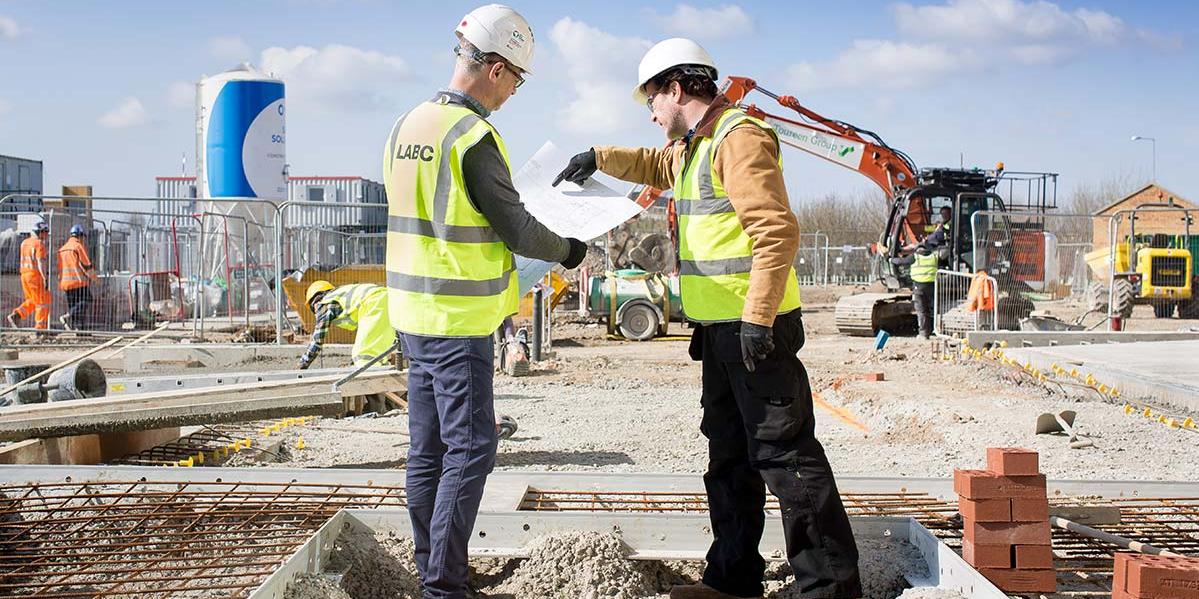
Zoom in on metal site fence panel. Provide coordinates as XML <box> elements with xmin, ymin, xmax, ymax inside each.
<box><xmin>794</xmin><ymin>232</ymin><xmax>829</xmax><ymax>285</ymax></box>
<box><xmin>278</xmin><ymin>201</ymin><xmax>387</xmax><ymax>339</ymax></box>
<box><xmin>933</xmin><ymin>269</ymin><xmax>997</xmax><ymax>338</ymax></box>
<box><xmin>825</xmin><ymin>245</ymin><xmax>874</xmax><ymax>285</ymax></box>
<box><xmin>0</xmin><ymin>194</ymin><xmax>285</xmax><ymax>341</ymax></box>
<box><xmin>969</xmin><ymin>210</ymin><xmax>1117</xmax><ymax>331</ymax></box>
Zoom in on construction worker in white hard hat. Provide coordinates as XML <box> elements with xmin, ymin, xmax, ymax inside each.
<box><xmin>382</xmin><ymin>5</ymin><xmax>587</xmax><ymax>597</ymax></box>
<box><xmin>298</xmin><ymin>280</ymin><xmax>395</xmax><ymax>370</ymax></box>
<box><xmin>554</xmin><ymin>38</ymin><xmax>862</xmax><ymax>599</ymax></box>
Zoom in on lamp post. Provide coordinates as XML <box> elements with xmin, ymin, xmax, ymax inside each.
<box><xmin>1131</xmin><ymin>135</ymin><xmax>1156</xmax><ymax>182</ymax></box>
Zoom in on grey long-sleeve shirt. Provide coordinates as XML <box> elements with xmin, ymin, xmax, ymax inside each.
<box><xmin>436</xmin><ymin>89</ymin><xmax>569</xmax><ymax>263</ymax></box>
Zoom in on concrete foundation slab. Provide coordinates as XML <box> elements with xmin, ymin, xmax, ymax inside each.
<box><xmin>967</xmin><ymin>330</ymin><xmax>1199</xmax><ymax>348</ymax></box>
<box><xmin>1004</xmin><ymin>340</ymin><xmax>1199</xmax><ymax>411</ymax></box>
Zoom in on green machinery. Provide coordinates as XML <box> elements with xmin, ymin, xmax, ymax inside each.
<box><xmin>586</xmin><ymin>269</ymin><xmax>682</xmax><ymax>340</ymax></box>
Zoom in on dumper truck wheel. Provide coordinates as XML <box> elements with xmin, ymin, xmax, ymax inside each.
<box><xmin>618</xmin><ymin>302</ymin><xmax>660</xmax><ymax>341</ymax></box>
<box><xmin>1153</xmin><ymin>302</ymin><xmax>1176</xmax><ymax>319</ymax></box>
<box><xmin>1111</xmin><ymin>278</ymin><xmax>1135</xmax><ymax>319</ymax></box>
<box><xmin>1086</xmin><ymin>282</ymin><xmax>1108</xmax><ymax>313</ymax></box>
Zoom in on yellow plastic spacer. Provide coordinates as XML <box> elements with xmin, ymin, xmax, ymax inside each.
<box><xmin>1123</xmin><ymin>404</ymin><xmax>1134</xmax><ymax>415</ymax></box>
<box><xmin>195</xmin><ymin>452</ymin><xmax>204</xmax><ymax>464</ymax></box>
<box><xmin>1184</xmin><ymin>417</ymin><xmax>1195</xmax><ymax>429</ymax></box>
<box><xmin>1143</xmin><ymin>408</ymin><xmax>1153</xmax><ymax>418</ymax></box>
<box><xmin>1098</xmin><ymin>384</ymin><xmax>1109</xmax><ymax>394</ymax></box>
<box><xmin>1070</xmin><ymin>368</ymin><xmax>1079</xmax><ymax>378</ymax></box>
<box><xmin>1159</xmin><ymin>415</ymin><xmax>1168</xmax><ymax>424</ymax></box>
<box><xmin>296</xmin><ymin>436</ymin><xmax>306</xmax><ymax>450</ymax></box>
<box><xmin>260</xmin><ymin>427</ymin><xmax>271</xmax><ymax>436</ymax></box>
<box><xmin>178</xmin><ymin>457</ymin><xmax>193</xmax><ymax>467</ymax></box>
<box><xmin>1110</xmin><ymin>388</ymin><xmax>1120</xmax><ymax>398</ymax></box>
<box><xmin>1168</xmin><ymin>419</ymin><xmax>1180</xmax><ymax>429</ymax></box>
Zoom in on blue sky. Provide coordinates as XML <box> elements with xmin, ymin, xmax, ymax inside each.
<box><xmin>1</xmin><ymin>0</ymin><xmax>1196</xmax><ymax>206</ymax></box>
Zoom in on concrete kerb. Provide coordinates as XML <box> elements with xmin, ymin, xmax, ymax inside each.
<box><xmin>1004</xmin><ymin>340</ymin><xmax>1199</xmax><ymax>412</ymax></box>
<box><xmin>121</xmin><ymin>343</ymin><xmax>354</xmax><ymax>371</ymax></box>
<box><xmin>966</xmin><ymin>330</ymin><xmax>1199</xmax><ymax>348</ymax></box>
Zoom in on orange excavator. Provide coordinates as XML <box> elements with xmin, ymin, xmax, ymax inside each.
<box><xmin>635</xmin><ymin>76</ymin><xmax>1049</xmax><ymax>335</ymax></box>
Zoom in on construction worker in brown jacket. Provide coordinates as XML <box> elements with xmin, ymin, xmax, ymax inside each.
<box><xmin>555</xmin><ymin>38</ymin><xmax>861</xmax><ymax>599</ymax></box>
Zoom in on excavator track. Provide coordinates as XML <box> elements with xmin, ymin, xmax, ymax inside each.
<box><xmin>834</xmin><ymin>292</ymin><xmax>916</xmax><ymax>337</ymax></box>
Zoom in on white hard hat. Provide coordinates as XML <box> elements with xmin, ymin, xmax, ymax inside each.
<box><xmin>455</xmin><ymin>4</ymin><xmax>535</xmax><ymax>74</ymax></box>
<box><xmin>632</xmin><ymin>38</ymin><xmax>717</xmax><ymax>103</ymax></box>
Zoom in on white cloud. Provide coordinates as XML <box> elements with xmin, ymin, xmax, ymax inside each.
<box><xmin>0</xmin><ymin>15</ymin><xmax>19</xmax><ymax>39</ymax></box>
<box><xmin>1136</xmin><ymin>28</ymin><xmax>1184</xmax><ymax>52</ymax></box>
<box><xmin>260</xmin><ymin>44</ymin><xmax>411</xmax><ymax>112</ymax></box>
<box><xmin>167</xmin><ymin>81</ymin><xmax>195</xmax><ymax>109</ymax></box>
<box><xmin>549</xmin><ymin>18</ymin><xmax>652</xmax><ymax>134</ymax></box>
<box><xmin>646</xmin><ymin>4</ymin><xmax>754</xmax><ymax>40</ymax></box>
<box><xmin>786</xmin><ymin>40</ymin><xmax>978</xmax><ymax>92</ymax></box>
<box><xmin>208</xmin><ymin>36</ymin><xmax>252</xmax><ymax>62</ymax></box>
<box><xmin>98</xmin><ymin>97</ymin><xmax>150</xmax><ymax>129</ymax></box>
<box><xmin>893</xmin><ymin>0</ymin><xmax>1125</xmax><ymax>45</ymax></box>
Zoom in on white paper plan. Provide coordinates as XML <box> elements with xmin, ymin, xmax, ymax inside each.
<box><xmin>511</xmin><ymin>141</ymin><xmax>644</xmax><ymax>241</ymax></box>
<box><xmin>511</xmin><ymin>141</ymin><xmax>645</xmax><ymax>293</ymax></box>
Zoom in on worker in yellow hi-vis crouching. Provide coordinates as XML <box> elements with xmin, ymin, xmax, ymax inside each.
<box><xmin>297</xmin><ymin>281</ymin><xmax>395</xmax><ymax>370</ymax></box>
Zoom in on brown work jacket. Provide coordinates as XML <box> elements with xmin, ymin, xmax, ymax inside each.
<box><xmin>594</xmin><ymin>94</ymin><xmax>799</xmax><ymax>327</ymax></box>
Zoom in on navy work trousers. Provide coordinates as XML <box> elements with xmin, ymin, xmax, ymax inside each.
<box><xmin>400</xmin><ymin>333</ymin><xmax>498</xmax><ymax>599</ymax></box>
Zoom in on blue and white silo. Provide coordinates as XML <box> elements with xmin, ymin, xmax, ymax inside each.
<box><xmin>196</xmin><ymin>64</ymin><xmax>286</xmax><ymax>201</ymax></box>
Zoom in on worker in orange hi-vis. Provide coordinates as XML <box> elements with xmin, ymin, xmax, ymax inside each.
<box><xmin>57</xmin><ymin>224</ymin><xmax>94</xmax><ymax>330</ymax></box>
<box><xmin>8</xmin><ymin>221</ymin><xmax>51</xmax><ymax>330</ymax></box>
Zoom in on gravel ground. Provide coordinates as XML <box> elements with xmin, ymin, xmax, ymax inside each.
<box><xmin>273</xmin><ymin>305</ymin><xmax>1199</xmax><ymax>480</ymax></box>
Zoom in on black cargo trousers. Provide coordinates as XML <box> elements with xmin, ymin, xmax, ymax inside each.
<box><xmin>690</xmin><ymin>310</ymin><xmax>862</xmax><ymax>598</ymax></box>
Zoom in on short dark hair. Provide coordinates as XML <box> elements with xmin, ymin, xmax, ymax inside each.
<box><xmin>455</xmin><ymin>38</ymin><xmax>505</xmax><ymax>74</ymax></box>
<box><xmin>648</xmin><ymin>65</ymin><xmax>718</xmax><ymax>101</ymax></box>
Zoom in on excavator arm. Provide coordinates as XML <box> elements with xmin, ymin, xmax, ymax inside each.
<box><xmin>722</xmin><ymin>76</ymin><xmax>918</xmax><ymax>200</ymax></box>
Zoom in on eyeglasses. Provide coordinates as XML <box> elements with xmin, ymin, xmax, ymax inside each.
<box><xmin>645</xmin><ymin>91</ymin><xmax>660</xmax><ymax>112</ymax></box>
<box><xmin>498</xmin><ymin>61</ymin><xmax>525</xmax><ymax>89</ymax></box>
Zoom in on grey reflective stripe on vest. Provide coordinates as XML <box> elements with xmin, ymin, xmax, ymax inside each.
<box><xmin>679</xmin><ymin>256</ymin><xmax>754</xmax><ymax>277</ymax></box>
<box><xmin>675</xmin><ymin>197</ymin><xmax>734</xmax><ymax>216</ymax></box>
<box><xmin>390</xmin><ymin>110</ymin><xmax>492</xmax><ymax>243</ymax></box>
<box><xmin>388</xmin><ymin>215</ymin><xmax>500</xmax><ymax>243</ymax></box>
<box><xmin>686</xmin><ymin>113</ymin><xmax>751</xmax><ymax>214</ymax></box>
<box><xmin>388</xmin><ymin>268</ymin><xmax>514</xmax><ymax>297</ymax></box>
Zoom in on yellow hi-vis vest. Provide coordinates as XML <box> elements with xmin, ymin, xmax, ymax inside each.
<box><xmin>319</xmin><ymin>283</ymin><xmax>386</xmax><ymax>330</ymax></box>
<box><xmin>383</xmin><ymin>99</ymin><xmax>517</xmax><ymax>337</ymax></box>
<box><xmin>911</xmin><ymin>252</ymin><xmax>938</xmax><ymax>284</ymax></box>
<box><xmin>674</xmin><ymin>108</ymin><xmax>802</xmax><ymax>323</ymax></box>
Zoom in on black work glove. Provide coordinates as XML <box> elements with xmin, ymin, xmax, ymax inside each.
<box><xmin>297</xmin><ymin>359</ymin><xmax>311</xmax><ymax>371</ymax></box>
<box><xmin>551</xmin><ymin>149</ymin><xmax>597</xmax><ymax>187</ymax></box>
<box><xmin>561</xmin><ymin>238</ymin><xmax>587</xmax><ymax>269</ymax></box>
<box><xmin>739</xmin><ymin>322</ymin><xmax>775</xmax><ymax>372</ymax></box>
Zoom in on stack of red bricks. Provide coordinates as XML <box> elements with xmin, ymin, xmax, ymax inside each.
<box><xmin>1113</xmin><ymin>552</ymin><xmax>1199</xmax><ymax>598</ymax></box>
<box><xmin>954</xmin><ymin>447</ymin><xmax>1056</xmax><ymax>594</ymax></box>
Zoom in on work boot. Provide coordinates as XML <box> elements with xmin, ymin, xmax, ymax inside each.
<box><xmin>59</xmin><ymin>314</ymin><xmax>73</xmax><ymax>331</ymax></box>
<box><xmin>6</xmin><ymin>313</ymin><xmax>19</xmax><ymax>328</ymax></box>
<box><xmin>669</xmin><ymin>583</ymin><xmax>761</xmax><ymax>599</ymax></box>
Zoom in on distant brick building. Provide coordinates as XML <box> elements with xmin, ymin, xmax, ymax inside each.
<box><xmin>1092</xmin><ymin>183</ymin><xmax>1194</xmax><ymax>248</ymax></box>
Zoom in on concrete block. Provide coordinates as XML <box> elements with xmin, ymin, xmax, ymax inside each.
<box><xmin>1015</xmin><ymin>544</ymin><xmax>1054</xmax><ymax>569</ymax></box>
<box><xmin>1011</xmin><ymin>497</ymin><xmax>1050</xmax><ymax>522</ymax></box>
<box><xmin>986</xmin><ymin>447</ymin><xmax>1039</xmax><ymax>475</ymax></box>
<box><xmin>962</xmin><ymin>542</ymin><xmax>1012</xmax><ymax>568</ymax></box>
<box><xmin>959</xmin><ymin>497</ymin><xmax>1011</xmax><ymax>522</ymax></box>
<box><xmin>861</xmin><ymin>372</ymin><xmax>885</xmax><ymax>382</ymax></box>
<box><xmin>963</xmin><ymin>521</ymin><xmax>1051</xmax><ymax>545</ymax></box>
<box><xmin>977</xmin><ymin>568</ymin><xmax>1056</xmax><ymax>593</ymax></box>
<box><xmin>954</xmin><ymin>469</ymin><xmax>1047</xmax><ymax>499</ymax></box>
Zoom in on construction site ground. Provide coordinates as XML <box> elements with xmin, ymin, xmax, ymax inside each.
<box><xmin>150</xmin><ymin>285</ymin><xmax>1198</xmax><ymax>482</ymax></box>
<box><xmin>5</xmin><ymin>285</ymin><xmax>1198</xmax><ymax>599</ymax></box>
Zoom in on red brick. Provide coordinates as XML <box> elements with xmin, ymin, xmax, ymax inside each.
<box><xmin>962</xmin><ymin>542</ymin><xmax>1013</xmax><ymax>568</ymax></box>
<box><xmin>959</xmin><ymin>497</ymin><xmax>1011</xmax><ymax>522</ymax></box>
<box><xmin>954</xmin><ymin>469</ymin><xmax>1047</xmax><ymax>500</ymax></box>
<box><xmin>1125</xmin><ymin>553</ymin><xmax>1199</xmax><ymax>598</ymax></box>
<box><xmin>1114</xmin><ymin>553</ymin><xmax>1135</xmax><ymax>595</ymax></box>
<box><xmin>978</xmin><ymin>568</ymin><xmax>1056</xmax><ymax>593</ymax></box>
<box><xmin>1015</xmin><ymin>544</ymin><xmax>1054</xmax><ymax>569</ymax></box>
<box><xmin>1010</xmin><ymin>497</ymin><xmax>1050</xmax><ymax>522</ymax></box>
<box><xmin>963</xmin><ymin>521</ymin><xmax>1052</xmax><ymax>546</ymax></box>
<box><xmin>986</xmin><ymin>447</ymin><xmax>1039</xmax><ymax>475</ymax></box>
<box><xmin>861</xmin><ymin>372</ymin><xmax>885</xmax><ymax>381</ymax></box>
